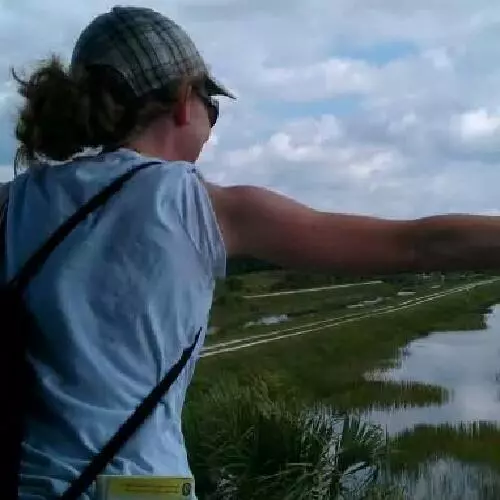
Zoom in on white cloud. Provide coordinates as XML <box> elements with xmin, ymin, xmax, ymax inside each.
<box><xmin>254</xmin><ymin>58</ymin><xmax>377</xmax><ymax>100</ymax></box>
<box><xmin>1</xmin><ymin>1</ymin><xmax>500</xmax><ymax>220</ymax></box>
<box><xmin>456</xmin><ymin>109</ymin><xmax>500</xmax><ymax>142</ymax></box>
<box><xmin>423</xmin><ymin>48</ymin><xmax>454</xmax><ymax>71</ymax></box>
<box><xmin>348</xmin><ymin>150</ymin><xmax>402</xmax><ymax>181</ymax></box>
<box><xmin>224</xmin><ymin>145</ymin><xmax>264</xmax><ymax>168</ymax></box>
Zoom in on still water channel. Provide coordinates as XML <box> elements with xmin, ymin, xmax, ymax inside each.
<box><xmin>363</xmin><ymin>305</ymin><xmax>500</xmax><ymax>499</ymax></box>
<box><xmin>366</xmin><ymin>305</ymin><xmax>500</xmax><ymax>434</ymax></box>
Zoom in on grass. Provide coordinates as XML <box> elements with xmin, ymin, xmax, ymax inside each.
<box><xmin>183</xmin><ymin>376</ymin><xmax>394</xmax><ymax>499</ymax></box>
<box><xmin>185</xmin><ymin>275</ymin><xmax>500</xmax><ymax>499</ymax></box>
<box><xmin>192</xmin><ymin>280</ymin><xmax>500</xmax><ymax>412</ymax></box>
<box><xmin>208</xmin><ymin>282</ymin><xmax>397</xmax><ymax>340</ymax></box>
<box><xmin>382</xmin><ymin>458</ymin><xmax>500</xmax><ymax>500</ymax></box>
<box><xmin>389</xmin><ymin>423</ymin><xmax>500</xmax><ymax>473</ymax></box>
<box><xmin>207</xmin><ymin>275</ymin><xmax>488</xmax><ymax>344</ymax></box>
<box><xmin>328</xmin><ymin>381</ymin><xmax>448</xmax><ymax>412</ymax></box>
<box><xmin>372</xmin><ymin>422</ymin><xmax>500</xmax><ymax>499</ymax></box>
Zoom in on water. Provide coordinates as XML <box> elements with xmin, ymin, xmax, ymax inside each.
<box><xmin>244</xmin><ymin>314</ymin><xmax>289</xmax><ymax>328</ymax></box>
<box><xmin>365</xmin><ymin>305</ymin><xmax>500</xmax><ymax>435</ymax></box>
<box><xmin>363</xmin><ymin>304</ymin><xmax>500</xmax><ymax>498</ymax></box>
<box><xmin>389</xmin><ymin>459</ymin><xmax>500</xmax><ymax>500</ymax></box>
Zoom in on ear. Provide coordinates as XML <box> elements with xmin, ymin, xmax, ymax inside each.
<box><xmin>172</xmin><ymin>82</ymin><xmax>192</xmax><ymax>127</ymax></box>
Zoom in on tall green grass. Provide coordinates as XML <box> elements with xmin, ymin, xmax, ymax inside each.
<box><xmin>183</xmin><ymin>377</ymin><xmax>393</xmax><ymax>499</ymax></box>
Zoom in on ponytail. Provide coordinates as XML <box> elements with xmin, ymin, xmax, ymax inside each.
<box><xmin>12</xmin><ymin>55</ymin><xmax>156</xmax><ymax>169</ymax></box>
<box><xmin>13</xmin><ymin>55</ymin><xmax>192</xmax><ymax>170</ymax></box>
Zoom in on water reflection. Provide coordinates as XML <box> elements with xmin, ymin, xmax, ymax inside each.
<box><xmin>390</xmin><ymin>459</ymin><xmax>500</xmax><ymax>500</ymax></box>
<box><xmin>364</xmin><ymin>305</ymin><xmax>500</xmax><ymax>435</ymax></box>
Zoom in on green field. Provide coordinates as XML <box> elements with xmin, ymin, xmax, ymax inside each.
<box><xmin>196</xmin><ymin>278</ymin><xmax>500</xmax><ymax>410</ymax></box>
<box><xmin>184</xmin><ymin>272</ymin><xmax>500</xmax><ymax>499</ymax></box>
<box><xmin>207</xmin><ymin>272</ymin><xmax>483</xmax><ymax>344</ymax></box>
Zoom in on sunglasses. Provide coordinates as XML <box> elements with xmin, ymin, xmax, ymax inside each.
<box><xmin>195</xmin><ymin>88</ymin><xmax>219</xmax><ymax>127</ymax></box>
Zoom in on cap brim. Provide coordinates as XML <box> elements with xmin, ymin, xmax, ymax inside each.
<box><xmin>205</xmin><ymin>74</ymin><xmax>236</xmax><ymax>99</ymax></box>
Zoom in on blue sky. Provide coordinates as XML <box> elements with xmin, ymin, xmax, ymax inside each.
<box><xmin>1</xmin><ymin>0</ymin><xmax>500</xmax><ymax>219</ymax></box>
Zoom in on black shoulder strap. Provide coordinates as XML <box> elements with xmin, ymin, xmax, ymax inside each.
<box><xmin>59</xmin><ymin>327</ymin><xmax>202</xmax><ymax>500</ymax></box>
<box><xmin>0</xmin><ymin>185</ymin><xmax>9</xmax><ymax>282</ymax></box>
<box><xmin>9</xmin><ymin>161</ymin><xmax>160</xmax><ymax>292</ymax></box>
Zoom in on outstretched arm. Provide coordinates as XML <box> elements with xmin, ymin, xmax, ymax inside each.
<box><xmin>206</xmin><ymin>183</ymin><xmax>500</xmax><ymax>275</ymax></box>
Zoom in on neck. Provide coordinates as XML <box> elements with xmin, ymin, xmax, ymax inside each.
<box><xmin>126</xmin><ymin>119</ymin><xmax>189</xmax><ymax>162</ymax></box>
<box><xmin>126</xmin><ymin>138</ymin><xmax>184</xmax><ymax>162</ymax></box>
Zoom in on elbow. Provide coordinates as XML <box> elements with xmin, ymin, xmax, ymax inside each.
<box><xmin>407</xmin><ymin>216</ymin><xmax>491</xmax><ymax>272</ymax></box>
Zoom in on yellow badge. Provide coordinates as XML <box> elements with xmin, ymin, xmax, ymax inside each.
<box><xmin>95</xmin><ymin>476</ymin><xmax>195</xmax><ymax>500</ymax></box>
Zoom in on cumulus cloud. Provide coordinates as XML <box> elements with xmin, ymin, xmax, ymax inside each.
<box><xmin>254</xmin><ymin>58</ymin><xmax>377</xmax><ymax>101</ymax></box>
<box><xmin>0</xmin><ymin>0</ymin><xmax>500</xmax><ymax>219</ymax></box>
<box><xmin>456</xmin><ymin>109</ymin><xmax>500</xmax><ymax>142</ymax></box>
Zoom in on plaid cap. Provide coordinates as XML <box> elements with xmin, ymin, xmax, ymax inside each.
<box><xmin>70</xmin><ymin>6</ymin><xmax>235</xmax><ymax>99</ymax></box>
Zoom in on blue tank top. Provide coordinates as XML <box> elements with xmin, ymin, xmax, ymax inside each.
<box><xmin>7</xmin><ymin>149</ymin><xmax>226</xmax><ymax>499</ymax></box>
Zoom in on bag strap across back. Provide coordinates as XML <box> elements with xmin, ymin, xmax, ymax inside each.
<box><xmin>9</xmin><ymin>161</ymin><xmax>159</xmax><ymax>292</ymax></box>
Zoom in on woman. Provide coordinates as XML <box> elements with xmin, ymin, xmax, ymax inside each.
<box><xmin>9</xmin><ymin>5</ymin><xmax>500</xmax><ymax>500</ymax></box>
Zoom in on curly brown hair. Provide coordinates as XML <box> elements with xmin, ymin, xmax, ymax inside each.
<box><xmin>12</xmin><ymin>55</ymin><xmax>191</xmax><ymax>170</ymax></box>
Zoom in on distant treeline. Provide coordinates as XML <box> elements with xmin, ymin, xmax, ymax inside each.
<box><xmin>226</xmin><ymin>257</ymin><xmax>493</xmax><ymax>285</ymax></box>
<box><xmin>226</xmin><ymin>256</ymin><xmax>379</xmax><ymax>279</ymax></box>
<box><xmin>226</xmin><ymin>257</ymin><xmax>281</xmax><ymax>275</ymax></box>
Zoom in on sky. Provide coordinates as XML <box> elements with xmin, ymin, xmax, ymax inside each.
<box><xmin>2</xmin><ymin>1</ymin><xmax>500</xmax><ymax>218</ymax></box>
